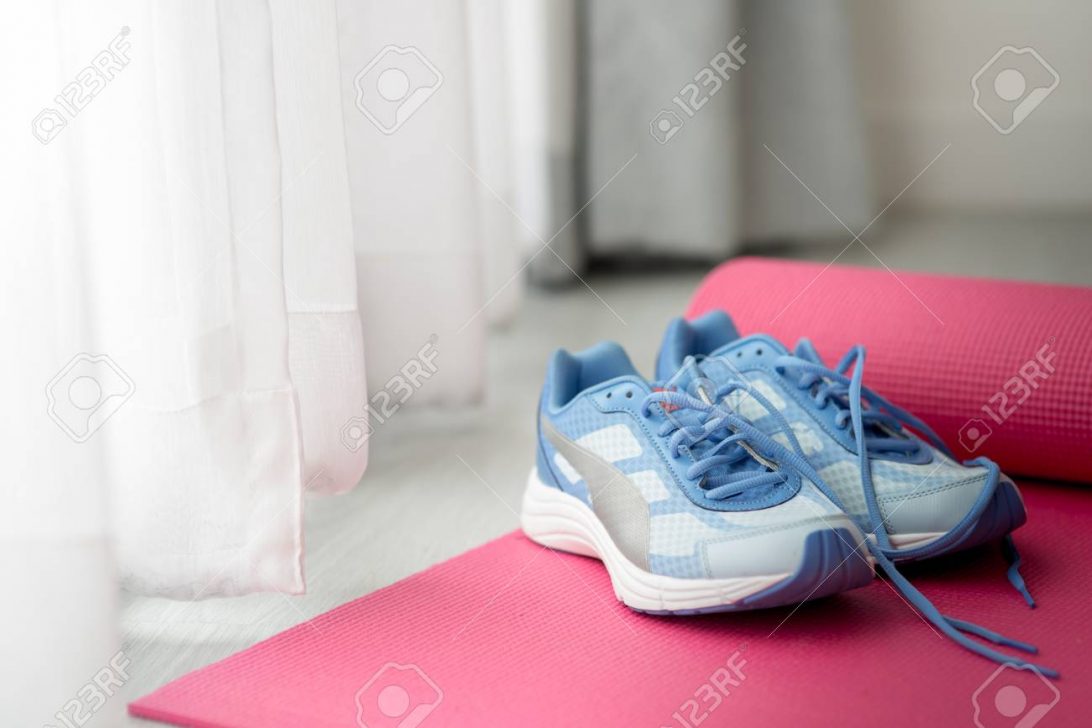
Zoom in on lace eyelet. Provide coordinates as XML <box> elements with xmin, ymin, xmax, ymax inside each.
<box><xmin>625</xmin><ymin>391</ymin><xmax>633</xmax><ymax>399</ymax></box>
<box><xmin>605</xmin><ymin>392</ymin><xmax>612</xmax><ymax>399</ymax></box>
<box><xmin>736</xmin><ymin>351</ymin><xmax>742</xmax><ymax>358</ymax></box>
<box><xmin>756</xmin><ymin>348</ymin><xmax>763</xmax><ymax>356</ymax></box>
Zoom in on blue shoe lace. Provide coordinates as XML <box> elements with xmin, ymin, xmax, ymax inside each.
<box><xmin>642</xmin><ymin>380</ymin><xmax>790</xmax><ymax>500</ymax></box>
<box><xmin>773</xmin><ymin>340</ymin><xmax>1035</xmax><ymax>606</ymax></box>
<box><xmin>712</xmin><ymin>348</ymin><xmax>1056</xmax><ymax>677</ymax></box>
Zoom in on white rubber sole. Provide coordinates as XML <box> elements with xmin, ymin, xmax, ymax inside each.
<box><xmin>520</xmin><ymin>469</ymin><xmax>793</xmax><ymax>613</ymax></box>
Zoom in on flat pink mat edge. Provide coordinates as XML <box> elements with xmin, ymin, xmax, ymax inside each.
<box><xmin>131</xmin><ymin>482</ymin><xmax>1090</xmax><ymax>728</ymax></box>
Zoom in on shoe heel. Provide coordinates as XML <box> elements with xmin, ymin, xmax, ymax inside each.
<box><xmin>521</xmin><ymin>468</ymin><xmax>601</xmax><ymax>559</ymax></box>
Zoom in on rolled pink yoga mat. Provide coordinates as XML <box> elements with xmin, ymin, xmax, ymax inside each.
<box><xmin>687</xmin><ymin>258</ymin><xmax>1092</xmax><ymax>484</ymax></box>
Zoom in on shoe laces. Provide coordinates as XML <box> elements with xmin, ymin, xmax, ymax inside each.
<box><xmin>773</xmin><ymin>342</ymin><xmax>1034</xmax><ymax>600</ymax></box>
<box><xmin>777</xmin><ymin>340</ymin><xmax>943</xmax><ymax>461</ymax></box>
<box><xmin>751</xmin><ymin>345</ymin><xmax>1054</xmax><ymax>677</ymax></box>
<box><xmin>642</xmin><ymin>360</ymin><xmax>800</xmax><ymax>501</ymax></box>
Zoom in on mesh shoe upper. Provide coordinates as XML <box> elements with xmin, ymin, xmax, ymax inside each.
<box><xmin>656</xmin><ymin>314</ymin><xmax>995</xmax><ymax>540</ymax></box>
<box><xmin>710</xmin><ymin>361</ymin><xmax>990</xmax><ymax>537</ymax></box>
<box><xmin>537</xmin><ymin>343</ymin><xmax>857</xmax><ymax>581</ymax></box>
<box><xmin>651</xmin><ymin>311</ymin><xmax>1056</xmax><ymax>677</ymax></box>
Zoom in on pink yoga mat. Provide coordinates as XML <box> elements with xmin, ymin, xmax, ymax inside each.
<box><xmin>687</xmin><ymin>258</ymin><xmax>1092</xmax><ymax>484</ymax></box>
<box><xmin>132</xmin><ymin>481</ymin><xmax>1089</xmax><ymax>728</ymax></box>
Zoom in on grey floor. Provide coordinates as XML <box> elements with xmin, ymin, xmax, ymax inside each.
<box><xmin>119</xmin><ymin>211</ymin><xmax>1090</xmax><ymax>722</ymax></box>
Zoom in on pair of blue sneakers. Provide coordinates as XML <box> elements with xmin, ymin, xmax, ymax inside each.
<box><xmin>523</xmin><ymin>310</ymin><xmax>1055</xmax><ymax>676</ymax></box>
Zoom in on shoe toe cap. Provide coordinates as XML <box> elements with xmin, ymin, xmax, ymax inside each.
<box><xmin>703</xmin><ymin>512</ymin><xmax>865</xmax><ymax>580</ymax></box>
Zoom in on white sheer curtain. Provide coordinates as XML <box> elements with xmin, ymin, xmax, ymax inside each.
<box><xmin>2</xmin><ymin>4</ymin><xmax>123</xmax><ymax>716</ymax></box>
<box><xmin>272</xmin><ymin>0</ymin><xmax>370</xmax><ymax>496</ymax></box>
<box><xmin>338</xmin><ymin>0</ymin><xmax>515</xmax><ymax>407</ymax></box>
<box><xmin>4</xmin><ymin>0</ymin><xmax>375</xmax><ymax>723</ymax></box>
<box><xmin>6</xmin><ymin>0</ymin><xmax>522</xmax><ymax>720</ymax></box>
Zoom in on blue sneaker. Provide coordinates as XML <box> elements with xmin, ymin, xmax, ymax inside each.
<box><xmin>656</xmin><ymin>310</ymin><xmax>1057</xmax><ymax>676</ymax></box>
<box><xmin>522</xmin><ymin>341</ymin><xmax>873</xmax><ymax>615</ymax></box>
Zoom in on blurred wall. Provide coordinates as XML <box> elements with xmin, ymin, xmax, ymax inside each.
<box><xmin>851</xmin><ymin>0</ymin><xmax>1092</xmax><ymax>211</ymax></box>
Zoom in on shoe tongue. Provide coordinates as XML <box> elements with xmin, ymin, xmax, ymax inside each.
<box><xmin>707</xmin><ymin>333</ymin><xmax>789</xmax><ymax>360</ymax></box>
<box><xmin>697</xmin><ymin>334</ymin><xmax>789</xmax><ymax>383</ymax></box>
<box><xmin>656</xmin><ymin>359</ymin><xmax>773</xmax><ymax>488</ymax></box>
<box><xmin>662</xmin><ymin>357</ymin><xmax>726</xmax><ymax>404</ymax></box>
<box><xmin>792</xmin><ymin>338</ymin><xmax>824</xmax><ymax>364</ymax></box>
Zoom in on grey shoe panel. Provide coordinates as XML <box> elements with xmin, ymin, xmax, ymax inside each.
<box><xmin>703</xmin><ymin>513</ymin><xmax>861</xmax><ymax>579</ymax></box>
<box><xmin>878</xmin><ymin>473</ymin><xmax>986</xmax><ymax>535</ymax></box>
<box><xmin>541</xmin><ymin>417</ymin><xmax>651</xmax><ymax>570</ymax></box>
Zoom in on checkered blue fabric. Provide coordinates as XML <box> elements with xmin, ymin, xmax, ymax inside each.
<box><xmin>541</xmin><ymin>395</ymin><xmax>846</xmax><ymax>579</ymax></box>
